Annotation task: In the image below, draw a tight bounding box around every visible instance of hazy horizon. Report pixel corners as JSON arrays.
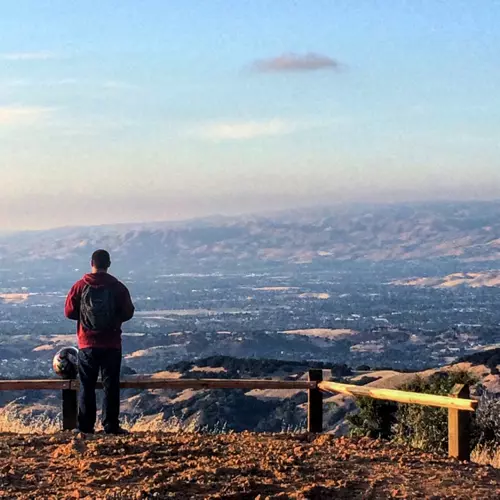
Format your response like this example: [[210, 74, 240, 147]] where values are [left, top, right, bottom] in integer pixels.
[[0, 197, 499, 235], [2, 1, 500, 230]]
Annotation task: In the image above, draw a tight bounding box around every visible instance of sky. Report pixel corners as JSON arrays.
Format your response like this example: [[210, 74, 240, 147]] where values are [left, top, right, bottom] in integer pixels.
[[1, 1, 500, 230]]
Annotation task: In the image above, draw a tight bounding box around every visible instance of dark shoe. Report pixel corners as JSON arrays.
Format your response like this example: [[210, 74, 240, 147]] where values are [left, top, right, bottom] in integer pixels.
[[104, 427, 129, 435], [72, 427, 94, 435]]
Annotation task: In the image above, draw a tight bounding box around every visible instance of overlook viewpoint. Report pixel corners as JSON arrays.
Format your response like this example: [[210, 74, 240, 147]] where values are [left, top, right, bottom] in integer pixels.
[[3, 0, 500, 498]]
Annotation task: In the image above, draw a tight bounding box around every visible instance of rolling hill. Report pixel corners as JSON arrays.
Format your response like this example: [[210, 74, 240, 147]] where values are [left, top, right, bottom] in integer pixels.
[[1, 201, 500, 273], [393, 271, 500, 288], [5, 350, 500, 437]]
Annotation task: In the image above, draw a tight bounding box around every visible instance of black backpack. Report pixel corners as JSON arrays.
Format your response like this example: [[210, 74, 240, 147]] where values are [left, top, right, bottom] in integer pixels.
[[80, 285, 117, 331]]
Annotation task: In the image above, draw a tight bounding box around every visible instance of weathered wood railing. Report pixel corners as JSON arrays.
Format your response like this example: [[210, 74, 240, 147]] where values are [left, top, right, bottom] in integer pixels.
[[0, 369, 477, 460]]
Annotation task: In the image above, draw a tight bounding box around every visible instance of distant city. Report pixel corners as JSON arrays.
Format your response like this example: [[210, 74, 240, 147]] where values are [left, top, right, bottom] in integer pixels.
[[1, 201, 500, 379]]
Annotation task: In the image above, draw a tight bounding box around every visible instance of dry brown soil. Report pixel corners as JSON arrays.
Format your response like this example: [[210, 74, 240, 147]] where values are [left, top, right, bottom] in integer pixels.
[[1, 432, 500, 499]]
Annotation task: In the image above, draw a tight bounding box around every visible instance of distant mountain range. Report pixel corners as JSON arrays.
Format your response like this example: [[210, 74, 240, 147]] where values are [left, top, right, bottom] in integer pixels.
[[1, 201, 500, 272]]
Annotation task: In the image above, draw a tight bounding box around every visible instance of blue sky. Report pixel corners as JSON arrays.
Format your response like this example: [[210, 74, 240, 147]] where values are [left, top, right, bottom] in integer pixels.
[[1, 1, 499, 229]]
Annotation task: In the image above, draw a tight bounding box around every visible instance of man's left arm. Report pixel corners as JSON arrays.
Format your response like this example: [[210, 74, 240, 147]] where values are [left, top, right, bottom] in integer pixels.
[[117, 283, 135, 322]]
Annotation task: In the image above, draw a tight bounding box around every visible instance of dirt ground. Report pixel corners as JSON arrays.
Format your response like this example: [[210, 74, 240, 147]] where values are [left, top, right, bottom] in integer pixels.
[[1, 432, 500, 499]]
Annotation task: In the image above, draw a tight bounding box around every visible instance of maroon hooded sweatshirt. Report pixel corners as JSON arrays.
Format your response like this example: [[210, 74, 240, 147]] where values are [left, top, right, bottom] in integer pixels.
[[65, 273, 135, 349]]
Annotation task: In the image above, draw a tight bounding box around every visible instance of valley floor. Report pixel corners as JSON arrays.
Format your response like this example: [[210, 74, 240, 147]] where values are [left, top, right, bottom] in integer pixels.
[[0, 432, 499, 499]]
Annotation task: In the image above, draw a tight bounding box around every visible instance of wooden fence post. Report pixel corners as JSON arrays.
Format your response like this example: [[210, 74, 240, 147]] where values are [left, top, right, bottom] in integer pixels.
[[62, 382, 78, 431], [448, 383, 471, 461], [308, 369, 323, 433]]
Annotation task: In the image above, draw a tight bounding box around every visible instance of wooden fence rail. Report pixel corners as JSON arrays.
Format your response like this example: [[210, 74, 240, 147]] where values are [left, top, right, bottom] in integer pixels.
[[0, 370, 477, 460], [317, 380, 477, 412]]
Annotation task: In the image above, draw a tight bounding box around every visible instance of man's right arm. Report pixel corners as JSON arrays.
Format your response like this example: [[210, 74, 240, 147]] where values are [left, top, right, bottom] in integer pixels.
[[65, 282, 81, 320]]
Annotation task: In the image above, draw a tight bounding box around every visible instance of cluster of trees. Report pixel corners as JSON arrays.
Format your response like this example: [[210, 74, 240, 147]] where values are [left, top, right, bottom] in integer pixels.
[[166, 355, 352, 379]]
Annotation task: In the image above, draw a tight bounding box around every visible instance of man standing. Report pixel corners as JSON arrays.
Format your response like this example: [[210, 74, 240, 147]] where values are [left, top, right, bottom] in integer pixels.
[[65, 249, 135, 434]]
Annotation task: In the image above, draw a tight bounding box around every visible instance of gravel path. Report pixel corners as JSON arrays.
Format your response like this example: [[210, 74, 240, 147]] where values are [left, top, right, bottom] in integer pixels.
[[1, 432, 500, 499]]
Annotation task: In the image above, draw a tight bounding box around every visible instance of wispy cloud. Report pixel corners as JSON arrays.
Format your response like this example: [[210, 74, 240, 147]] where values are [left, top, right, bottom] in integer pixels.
[[0, 106, 53, 126], [0, 51, 58, 61], [252, 52, 341, 73], [192, 119, 307, 141]]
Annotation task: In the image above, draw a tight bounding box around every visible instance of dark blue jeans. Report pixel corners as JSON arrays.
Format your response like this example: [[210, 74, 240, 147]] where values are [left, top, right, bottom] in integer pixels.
[[78, 348, 122, 433]]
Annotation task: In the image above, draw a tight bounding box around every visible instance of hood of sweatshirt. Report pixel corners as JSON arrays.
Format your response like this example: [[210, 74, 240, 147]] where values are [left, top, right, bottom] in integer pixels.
[[82, 272, 118, 288]]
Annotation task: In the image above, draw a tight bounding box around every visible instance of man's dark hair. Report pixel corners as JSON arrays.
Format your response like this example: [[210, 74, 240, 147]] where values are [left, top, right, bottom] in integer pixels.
[[91, 249, 111, 270]]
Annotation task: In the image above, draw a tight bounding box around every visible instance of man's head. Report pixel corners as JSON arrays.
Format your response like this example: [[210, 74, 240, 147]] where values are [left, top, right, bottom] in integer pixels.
[[91, 249, 111, 273]]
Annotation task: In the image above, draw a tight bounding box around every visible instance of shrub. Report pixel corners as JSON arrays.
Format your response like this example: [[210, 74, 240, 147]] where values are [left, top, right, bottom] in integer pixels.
[[393, 371, 478, 453], [348, 370, 478, 452], [474, 390, 500, 446], [346, 397, 397, 439]]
